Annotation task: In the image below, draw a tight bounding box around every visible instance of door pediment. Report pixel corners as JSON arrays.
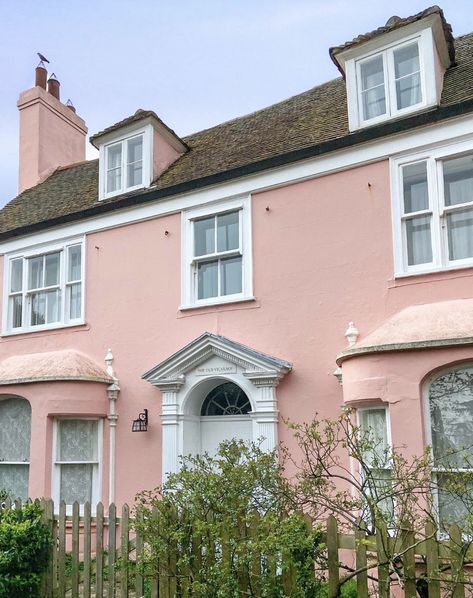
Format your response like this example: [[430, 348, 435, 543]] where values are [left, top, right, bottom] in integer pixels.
[[142, 332, 292, 388]]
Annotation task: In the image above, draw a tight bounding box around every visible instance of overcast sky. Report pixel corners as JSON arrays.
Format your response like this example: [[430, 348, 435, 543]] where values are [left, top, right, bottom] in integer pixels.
[[0, 0, 472, 206]]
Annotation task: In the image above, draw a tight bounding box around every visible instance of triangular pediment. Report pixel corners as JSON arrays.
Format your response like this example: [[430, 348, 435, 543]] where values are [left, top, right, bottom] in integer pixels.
[[142, 332, 292, 386]]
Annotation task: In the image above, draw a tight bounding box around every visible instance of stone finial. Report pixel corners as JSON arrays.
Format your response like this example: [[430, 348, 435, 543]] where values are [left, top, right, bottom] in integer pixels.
[[345, 322, 359, 347], [105, 348, 115, 378]]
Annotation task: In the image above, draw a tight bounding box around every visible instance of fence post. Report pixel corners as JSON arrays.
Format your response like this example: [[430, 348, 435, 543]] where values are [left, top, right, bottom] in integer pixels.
[[120, 503, 130, 598], [58, 501, 66, 598], [400, 522, 416, 598], [425, 520, 440, 598], [96, 502, 105, 598], [355, 518, 369, 598], [375, 519, 390, 598], [83, 502, 92, 598], [71, 501, 80, 598], [108, 502, 117, 597], [450, 523, 465, 598], [327, 515, 339, 598]]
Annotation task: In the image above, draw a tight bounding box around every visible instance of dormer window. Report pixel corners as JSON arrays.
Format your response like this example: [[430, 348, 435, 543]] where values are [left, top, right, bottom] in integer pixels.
[[91, 109, 188, 201], [357, 40, 423, 126], [330, 7, 454, 132], [105, 134, 144, 195]]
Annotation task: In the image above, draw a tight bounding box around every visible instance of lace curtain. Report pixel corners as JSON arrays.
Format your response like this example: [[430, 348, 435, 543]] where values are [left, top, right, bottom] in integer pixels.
[[0, 397, 31, 499], [58, 419, 98, 504]]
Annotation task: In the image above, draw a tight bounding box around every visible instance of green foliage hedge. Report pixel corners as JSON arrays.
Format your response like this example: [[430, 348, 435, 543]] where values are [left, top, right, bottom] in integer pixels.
[[0, 501, 52, 598]]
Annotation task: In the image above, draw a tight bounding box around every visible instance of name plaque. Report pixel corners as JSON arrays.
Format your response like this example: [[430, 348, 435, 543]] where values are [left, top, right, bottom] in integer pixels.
[[196, 364, 237, 376]]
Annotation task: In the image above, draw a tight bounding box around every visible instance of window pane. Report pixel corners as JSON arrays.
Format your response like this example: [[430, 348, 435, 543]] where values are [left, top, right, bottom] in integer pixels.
[[107, 144, 122, 170], [201, 382, 251, 416], [107, 168, 121, 193], [45, 252, 60, 286], [359, 409, 388, 467], [396, 72, 421, 110], [10, 259, 23, 293], [217, 211, 239, 252], [194, 217, 215, 256], [59, 420, 98, 462], [0, 465, 29, 500], [443, 155, 473, 207], [437, 473, 473, 526], [447, 209, 473, 261], [28, 256, 43, 290], [127, 137, 143, 164], [403, 162, 428, 213], [60, 464, 93, 504], [68, 245, 81, 282], [30, 292, 46, 325], [11, 296, 22, 329], [361, 55, 384, 89], [0, 398, 31, 462], [430, 368, 473, 468], [69, 283, 81, 320], [221, 256, 242, 296], [360, 56, 386, 120], [127, 161, 143, 187], [46, 289, 61, 323], [406, 216, 433, 265], [394, 43, 420, 78], [197, 260, 218, 299]]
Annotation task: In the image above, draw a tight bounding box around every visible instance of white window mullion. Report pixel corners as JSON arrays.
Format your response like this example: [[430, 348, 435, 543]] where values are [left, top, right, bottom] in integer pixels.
[[385, 49, 395, 119], [431, 158, 445, 269]]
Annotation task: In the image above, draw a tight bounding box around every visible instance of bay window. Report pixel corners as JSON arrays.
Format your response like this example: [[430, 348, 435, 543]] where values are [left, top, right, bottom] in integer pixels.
[[4, 238, 84, 334], [53, 419, 101, 507], [393, 150, 473, 275], [181, 196, 253, 308], [427, 366, 473, 525]]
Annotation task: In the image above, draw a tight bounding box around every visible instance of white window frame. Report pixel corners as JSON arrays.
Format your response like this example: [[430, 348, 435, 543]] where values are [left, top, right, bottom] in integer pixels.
[[357, 405, 393, 523], [98, 125, 153, 200], [2, 236, 85, 336], [51, 418, 103, 512], [180, 195, 253, 309], [345, 28, 438, 131], [391, 138, 473, 277]]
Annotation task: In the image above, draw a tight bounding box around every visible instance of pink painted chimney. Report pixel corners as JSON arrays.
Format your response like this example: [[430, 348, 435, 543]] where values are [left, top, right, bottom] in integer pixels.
[[17, 65, 88, 193]]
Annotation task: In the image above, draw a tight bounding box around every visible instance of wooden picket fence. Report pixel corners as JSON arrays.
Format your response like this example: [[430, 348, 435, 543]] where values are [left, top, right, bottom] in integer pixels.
[[2, 499, 473, 597]]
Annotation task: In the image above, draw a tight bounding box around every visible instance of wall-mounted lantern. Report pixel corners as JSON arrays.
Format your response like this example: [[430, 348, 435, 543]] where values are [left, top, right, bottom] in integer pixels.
[[132, 409, 148, 432]]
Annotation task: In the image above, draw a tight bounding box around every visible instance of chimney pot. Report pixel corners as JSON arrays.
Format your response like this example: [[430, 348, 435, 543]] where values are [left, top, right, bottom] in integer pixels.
[[47, 73, 60, 100], [35, 64, 47, 89], [66, 98, 76, 113]]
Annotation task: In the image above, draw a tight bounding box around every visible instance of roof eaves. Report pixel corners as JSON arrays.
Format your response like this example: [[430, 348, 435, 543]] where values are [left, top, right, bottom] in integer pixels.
[[2, 96, 473, 243]]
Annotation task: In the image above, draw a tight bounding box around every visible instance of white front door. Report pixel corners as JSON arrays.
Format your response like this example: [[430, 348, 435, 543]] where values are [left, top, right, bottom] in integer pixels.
[[200, 415, 253, 456]]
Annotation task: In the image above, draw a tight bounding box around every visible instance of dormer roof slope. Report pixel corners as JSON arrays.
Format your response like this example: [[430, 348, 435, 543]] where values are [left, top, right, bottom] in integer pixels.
[[329, 5, 455, 75], [1, 29, 473, 241]]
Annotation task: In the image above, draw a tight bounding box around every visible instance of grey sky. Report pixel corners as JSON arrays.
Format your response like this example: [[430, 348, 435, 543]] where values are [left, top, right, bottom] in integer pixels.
[[0, 1, 471, 206]]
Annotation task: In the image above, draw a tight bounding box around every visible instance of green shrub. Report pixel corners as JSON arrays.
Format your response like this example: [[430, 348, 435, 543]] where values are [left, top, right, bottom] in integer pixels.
[[0, 501, 52, 598], [134, 440, 328, 597]]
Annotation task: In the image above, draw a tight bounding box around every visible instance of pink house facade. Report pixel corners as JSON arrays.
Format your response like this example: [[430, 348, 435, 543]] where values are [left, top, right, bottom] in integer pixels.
[[1, 6, 473, 520]]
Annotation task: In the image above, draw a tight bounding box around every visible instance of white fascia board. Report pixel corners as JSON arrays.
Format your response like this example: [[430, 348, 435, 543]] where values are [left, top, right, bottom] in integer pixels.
[[2, 112, 473, 255]]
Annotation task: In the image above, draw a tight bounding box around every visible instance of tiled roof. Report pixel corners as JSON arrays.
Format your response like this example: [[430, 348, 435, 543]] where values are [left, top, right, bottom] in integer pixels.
[[329, 5, 455, 75], [1, 28, 473, 240]]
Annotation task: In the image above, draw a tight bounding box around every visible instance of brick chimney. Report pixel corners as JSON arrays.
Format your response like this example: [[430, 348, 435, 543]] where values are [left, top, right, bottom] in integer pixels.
[[17, 63, 88, 193]]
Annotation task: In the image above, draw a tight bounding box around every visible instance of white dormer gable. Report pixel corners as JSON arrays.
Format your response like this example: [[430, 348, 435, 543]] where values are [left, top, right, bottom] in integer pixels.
[[330, 7, 454, 132], [90, 110, 187, 200]]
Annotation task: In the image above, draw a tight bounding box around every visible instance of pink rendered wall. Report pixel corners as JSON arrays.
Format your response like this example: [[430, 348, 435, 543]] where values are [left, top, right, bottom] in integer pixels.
[[2, 158, 473, 506], [153, 129, 182, 179], [17, 87, 87, 192]]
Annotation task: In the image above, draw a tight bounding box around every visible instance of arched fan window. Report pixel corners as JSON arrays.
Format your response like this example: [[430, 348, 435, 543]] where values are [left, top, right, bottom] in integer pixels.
[[201, 383, 251, 416]]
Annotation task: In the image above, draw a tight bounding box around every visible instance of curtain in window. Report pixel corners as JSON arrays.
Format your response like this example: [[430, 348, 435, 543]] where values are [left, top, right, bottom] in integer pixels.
[[58, 420, 98, 504], [0, 397, 31, 499]]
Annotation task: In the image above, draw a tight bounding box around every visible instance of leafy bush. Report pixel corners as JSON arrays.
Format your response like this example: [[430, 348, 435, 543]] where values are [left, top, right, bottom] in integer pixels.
[[134, 440, 329, 597], [0, 501, 52, 598]]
